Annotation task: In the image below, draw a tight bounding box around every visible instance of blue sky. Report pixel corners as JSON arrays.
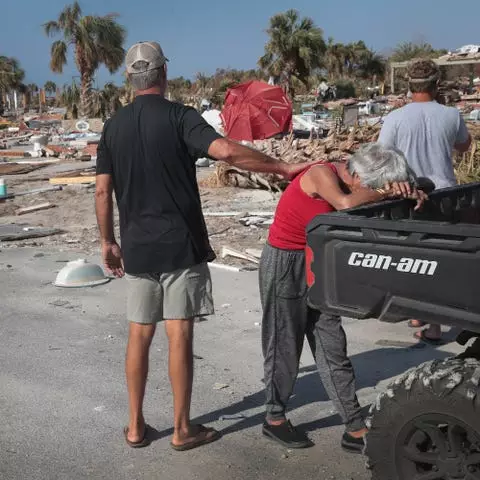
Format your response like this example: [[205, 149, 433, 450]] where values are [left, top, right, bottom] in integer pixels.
[[2, 0, 479, 88]]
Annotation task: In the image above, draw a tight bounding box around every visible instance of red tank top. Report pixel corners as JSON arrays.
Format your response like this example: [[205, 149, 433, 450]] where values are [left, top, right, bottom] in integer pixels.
[[268, 162, 337, 250]]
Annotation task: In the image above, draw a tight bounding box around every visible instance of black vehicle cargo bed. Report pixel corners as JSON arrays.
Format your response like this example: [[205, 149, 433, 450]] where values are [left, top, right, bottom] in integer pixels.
[[306, 183, 480, 333]]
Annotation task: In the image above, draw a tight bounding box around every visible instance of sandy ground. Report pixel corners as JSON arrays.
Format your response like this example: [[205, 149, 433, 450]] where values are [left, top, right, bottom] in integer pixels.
[[0, 162, 278, 267], [0, 247, 462, 480]]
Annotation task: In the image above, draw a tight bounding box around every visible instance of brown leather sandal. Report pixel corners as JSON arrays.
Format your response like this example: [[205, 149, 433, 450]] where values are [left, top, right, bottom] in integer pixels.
[[170, 425, 222, 451], [123, 425, 151, 448]]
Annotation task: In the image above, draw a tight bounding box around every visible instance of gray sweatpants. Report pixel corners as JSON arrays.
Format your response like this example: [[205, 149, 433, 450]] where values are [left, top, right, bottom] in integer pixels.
[[259, 243, 365, 432]]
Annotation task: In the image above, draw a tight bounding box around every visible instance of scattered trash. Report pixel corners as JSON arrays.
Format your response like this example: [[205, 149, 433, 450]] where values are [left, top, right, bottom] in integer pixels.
[[54, 259, 110, 288], [239, 216, 271, 227], [193, 354, 204, 360], [254, 322, 260, 327], [221, 303, 231, 308], [213, 383, 230, 390], [94, 405, 106, 412], [0, 178, 6, 197], [105, 335, 114, 340]]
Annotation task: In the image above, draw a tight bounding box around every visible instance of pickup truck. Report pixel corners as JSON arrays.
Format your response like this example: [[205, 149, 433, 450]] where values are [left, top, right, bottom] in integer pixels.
[[306, 183, 480, 480]]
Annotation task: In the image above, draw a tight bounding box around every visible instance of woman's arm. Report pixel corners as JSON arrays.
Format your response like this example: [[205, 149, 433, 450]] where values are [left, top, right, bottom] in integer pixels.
[[301, 165, 427, 211], [300, 165, 385, 210]]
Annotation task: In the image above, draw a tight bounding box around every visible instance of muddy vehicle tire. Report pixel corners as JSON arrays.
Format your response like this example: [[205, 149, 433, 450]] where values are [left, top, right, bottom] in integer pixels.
[[365, 357, 480, 480]]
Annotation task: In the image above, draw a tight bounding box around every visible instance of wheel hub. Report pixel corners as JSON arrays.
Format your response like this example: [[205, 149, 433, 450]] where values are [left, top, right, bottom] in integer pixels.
[[437, 455, 466, 478], [395, 414, 480, 480]]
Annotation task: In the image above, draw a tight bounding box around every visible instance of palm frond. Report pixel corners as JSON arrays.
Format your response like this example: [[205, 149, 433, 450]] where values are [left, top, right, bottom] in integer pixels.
[[50, 41, 68, 73], [43, 21, 61, 37]]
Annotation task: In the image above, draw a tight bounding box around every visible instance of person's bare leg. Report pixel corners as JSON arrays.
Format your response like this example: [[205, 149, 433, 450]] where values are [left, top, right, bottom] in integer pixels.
[[126, 322, 156, 442], [165, 319, 195, 445]]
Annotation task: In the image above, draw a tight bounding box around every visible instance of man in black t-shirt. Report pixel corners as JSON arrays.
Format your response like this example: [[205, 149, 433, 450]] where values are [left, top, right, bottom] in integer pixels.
[[96, 41, 304, 451]]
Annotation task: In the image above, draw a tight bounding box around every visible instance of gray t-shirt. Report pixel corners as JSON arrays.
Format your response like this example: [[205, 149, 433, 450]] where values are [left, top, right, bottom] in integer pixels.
[[379, 101, 470, 188]]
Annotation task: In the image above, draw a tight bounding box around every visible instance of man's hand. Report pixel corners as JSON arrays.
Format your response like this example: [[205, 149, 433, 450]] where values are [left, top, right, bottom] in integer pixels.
[[102, 241, 124, 278]]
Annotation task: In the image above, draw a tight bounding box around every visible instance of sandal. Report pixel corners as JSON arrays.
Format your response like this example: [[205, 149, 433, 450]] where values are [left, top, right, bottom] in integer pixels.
[[408, 319, 426, 328], [171, 425, 222, 451], [414, 329, 442, 345], [123, 424, 151, 448]]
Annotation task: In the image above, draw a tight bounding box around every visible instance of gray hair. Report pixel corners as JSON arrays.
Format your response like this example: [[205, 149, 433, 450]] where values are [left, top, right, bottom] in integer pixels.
[[129, 62, 164, 90], [347, 143, 417, 189]]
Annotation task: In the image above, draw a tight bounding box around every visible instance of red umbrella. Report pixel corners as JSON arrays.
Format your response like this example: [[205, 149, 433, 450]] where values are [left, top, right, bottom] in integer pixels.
[[221, 81, 292, 142]]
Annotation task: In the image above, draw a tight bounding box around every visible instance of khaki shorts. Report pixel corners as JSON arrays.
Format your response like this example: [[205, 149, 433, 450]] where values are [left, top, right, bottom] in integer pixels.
[[126, 263, 214, 324]]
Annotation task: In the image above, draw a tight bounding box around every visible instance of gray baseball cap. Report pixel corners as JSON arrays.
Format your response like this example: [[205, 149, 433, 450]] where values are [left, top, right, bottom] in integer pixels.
[[125, 41, 168, 74]]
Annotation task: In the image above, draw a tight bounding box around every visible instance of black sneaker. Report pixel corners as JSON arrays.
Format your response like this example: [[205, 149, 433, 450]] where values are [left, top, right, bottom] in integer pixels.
[[262, 420, 313, 449], [341, 431, 365, 454]]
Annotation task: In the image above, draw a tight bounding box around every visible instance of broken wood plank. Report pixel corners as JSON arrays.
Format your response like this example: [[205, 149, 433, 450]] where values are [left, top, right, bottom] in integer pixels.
[[203, 211, 274, 217], [245, 248, 262, 259], [16, 202, 56, 216], [221, 246, 259, 264], [49, 175, 96, 185], [208, 262, 242, 273]]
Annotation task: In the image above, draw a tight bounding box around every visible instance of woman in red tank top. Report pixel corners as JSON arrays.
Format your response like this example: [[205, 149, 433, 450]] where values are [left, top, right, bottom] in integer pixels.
[[259, 143, 426, 451]]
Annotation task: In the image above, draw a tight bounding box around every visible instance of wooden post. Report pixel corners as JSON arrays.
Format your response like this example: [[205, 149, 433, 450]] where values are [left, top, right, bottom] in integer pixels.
[[390, 65, 395, 94]]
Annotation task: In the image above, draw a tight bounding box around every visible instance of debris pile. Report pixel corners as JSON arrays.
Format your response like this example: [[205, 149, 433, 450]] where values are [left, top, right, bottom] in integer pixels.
[[202, 125, 381, 191], [454, 122, 480, 184]]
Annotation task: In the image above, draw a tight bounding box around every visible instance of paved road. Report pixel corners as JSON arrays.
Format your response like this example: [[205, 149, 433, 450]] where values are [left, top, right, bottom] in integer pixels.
[[0, 248, 461, 480]]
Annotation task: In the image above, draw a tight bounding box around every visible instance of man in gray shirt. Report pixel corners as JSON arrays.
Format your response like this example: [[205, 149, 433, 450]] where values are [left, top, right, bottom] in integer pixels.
[[379, 58, 472, 342], [379, 58, 471, 189]]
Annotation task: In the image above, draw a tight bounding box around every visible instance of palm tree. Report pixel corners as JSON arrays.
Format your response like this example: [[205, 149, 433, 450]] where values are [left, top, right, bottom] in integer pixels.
[[61, 80, 81, 119], [258, 9, 326, 98], [25, 83, 39, 110], [390, 42, 447, 63], [0, 56, 25, 111], [119, 75, 134, 106], [43, 1, 126, 117], [325, 38, 346, 81], [44, 81, 57, 97], [195, 72, 211, 93], [357, 51, 386, 84], [0, 56, 25, 93], [100, 82, 122, 117]]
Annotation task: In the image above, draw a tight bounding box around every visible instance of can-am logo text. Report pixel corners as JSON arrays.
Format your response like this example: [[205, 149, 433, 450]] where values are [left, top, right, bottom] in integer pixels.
[[348, 252, 438, 276]]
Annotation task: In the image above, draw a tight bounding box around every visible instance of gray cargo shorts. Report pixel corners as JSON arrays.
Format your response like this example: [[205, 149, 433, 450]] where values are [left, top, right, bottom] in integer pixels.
[[126, 263, 214, 323]]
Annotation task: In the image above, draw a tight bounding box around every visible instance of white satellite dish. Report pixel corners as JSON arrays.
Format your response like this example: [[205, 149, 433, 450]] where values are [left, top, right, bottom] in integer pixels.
[[75, 120, 90, 132]]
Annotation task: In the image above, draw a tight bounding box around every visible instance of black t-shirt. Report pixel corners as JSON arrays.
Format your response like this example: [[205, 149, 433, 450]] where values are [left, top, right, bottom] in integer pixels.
[[96, 95, 221, 274]]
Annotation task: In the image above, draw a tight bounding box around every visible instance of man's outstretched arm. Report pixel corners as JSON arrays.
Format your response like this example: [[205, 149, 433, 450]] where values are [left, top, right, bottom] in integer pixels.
[[208, 138, 306, 180]]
